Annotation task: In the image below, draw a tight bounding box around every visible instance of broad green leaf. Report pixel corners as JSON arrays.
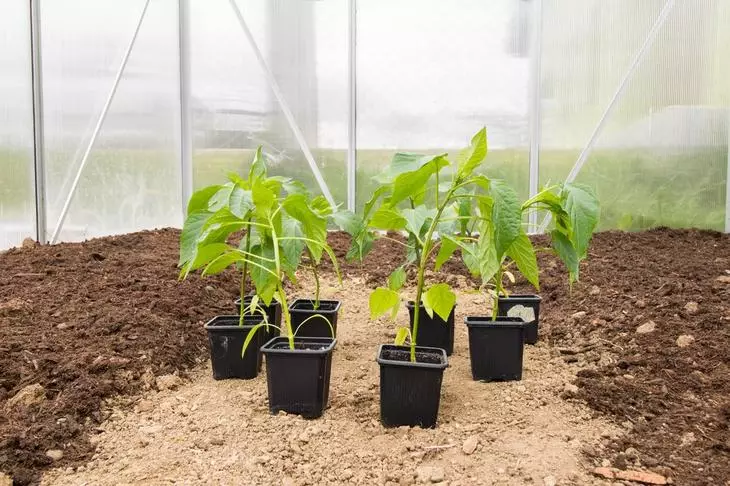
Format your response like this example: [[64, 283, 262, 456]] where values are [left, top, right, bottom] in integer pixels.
[[228, 186, 253, 219], [401, 206, 434, 237], [490, 180, 521, 258], [190, 242, 231, 271], [388, 266, 407, 291], [551, 229, 580, 284], [369, 207, 406, 231], [389, 155, 449, 206], [208, 183, 235, 212], [459, 241, 481, 277], [248, 146, 266, 180], [282, 178, 309, 196], [251, 178, 276, 220], [506, 231, 539, 290], [202, 251, 242, 276], [563, 183, 599, 258], [282, 193, 327, 261], [458, 198, 472, 235], [435, 236, 459, 271], [369, 287, 400, 320], [346, 230, 374, 262], [363, 185, 391, 219], [394, 327, 410, 346], [249, 241, 278, 304], [310, 195, 332, 216], [178, 210, 214, 269], [331, 210, 361, 235], [280, 215, 305, 273], [476, 223, 500, 284], [456, 127, 487, 178], [186, 185, 221, 215], [422, 283, 456, 321]]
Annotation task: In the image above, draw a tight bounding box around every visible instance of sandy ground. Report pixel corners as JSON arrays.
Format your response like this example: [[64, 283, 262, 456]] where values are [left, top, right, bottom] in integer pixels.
[[42, 276, 620, 486]]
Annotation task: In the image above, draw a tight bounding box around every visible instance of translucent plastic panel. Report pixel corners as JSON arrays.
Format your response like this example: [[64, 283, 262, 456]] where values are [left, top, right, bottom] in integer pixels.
[[0, 1, 36, 249], [41, 0, 182, 242], [540, 0, 730, 231], [190, 0, 348, 205], [356, 0, 533, 210]]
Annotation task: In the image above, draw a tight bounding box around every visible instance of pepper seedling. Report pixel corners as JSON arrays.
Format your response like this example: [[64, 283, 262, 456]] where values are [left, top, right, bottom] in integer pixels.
[[355, 128, 499, 362]]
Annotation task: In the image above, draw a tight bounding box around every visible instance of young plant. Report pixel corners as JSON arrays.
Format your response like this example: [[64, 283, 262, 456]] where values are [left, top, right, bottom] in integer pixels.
[[456, 181, 600, 314], [178, 147, 344, 350], [356, 128, 495, 362]]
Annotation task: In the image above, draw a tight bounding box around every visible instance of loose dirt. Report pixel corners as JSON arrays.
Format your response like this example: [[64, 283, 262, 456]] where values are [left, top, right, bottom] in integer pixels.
[[0, 228, 727, 485]]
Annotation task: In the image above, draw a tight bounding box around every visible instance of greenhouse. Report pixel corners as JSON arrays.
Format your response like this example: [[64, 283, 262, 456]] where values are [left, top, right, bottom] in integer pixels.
[[0, 1, 728, 485]]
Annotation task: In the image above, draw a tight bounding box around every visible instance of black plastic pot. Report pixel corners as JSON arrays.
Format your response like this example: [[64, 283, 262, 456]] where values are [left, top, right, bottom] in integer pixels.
[[235, 296, 281, 342], [465, 316, 525, 382], [377, 344, 448, 428], [289, 299, 341, 338], [406, 301, 455, 356], [204, 315, 265, 380], [261, 336, 336, 419], [497, 294, 542, 345]]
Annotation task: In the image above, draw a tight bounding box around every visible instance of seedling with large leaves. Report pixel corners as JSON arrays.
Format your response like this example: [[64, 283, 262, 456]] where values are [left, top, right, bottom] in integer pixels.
[[454, 180, 600, 314], [178, 147, 346, 351], [358, 128, 494, 362]]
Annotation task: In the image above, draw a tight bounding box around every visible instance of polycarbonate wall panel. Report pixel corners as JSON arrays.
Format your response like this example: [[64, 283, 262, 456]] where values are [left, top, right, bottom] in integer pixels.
[[41, 0, 181, 242], [356, 0, 533, 210], [0, 1, 36, 248], [540, 0, 730, 231], [190, 0, 348, 204]]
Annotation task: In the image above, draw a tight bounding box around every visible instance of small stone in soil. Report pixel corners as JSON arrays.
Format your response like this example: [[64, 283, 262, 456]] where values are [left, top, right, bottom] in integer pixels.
[[462, 435, 478, 455], [156, 374, 183, 391], [683, 301, 699, 314], [676, 334, 695, 348], [635, 321, 656, 334], [46, 449, 64, 461], [571, 311, 587, 320]]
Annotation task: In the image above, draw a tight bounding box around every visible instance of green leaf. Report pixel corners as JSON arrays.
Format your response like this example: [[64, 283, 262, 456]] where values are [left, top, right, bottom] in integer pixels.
[[458, 198, 472, 235], [435, 236, 459, 271], [477, 224, 500, 284], [394, 327, 410, 346], [460, 242, 482, 277], [369, 207, 406, 231], [490, 180, 521, 258], [190, 242, 231, 271], [363, 185, 391, 219], [249, 241, 278, 304], [249, 146, 267, 180], [551, 229, 580, 284], [202, 251, 242, 276], [241, 322, 271, 356], [401, 206, 434, 237], [563, 183, 599, 258], [388, 266, 407, 291], [228, 186, 253, 219], [389, 155, 449, 206], [280, 215, 305, 273], [331, 210, 360, 235], [310, 195, 332, 215], [186, 185, 221, 215], [251, 178, 276, 220], [506, 231, 539, 290], [456, 127, 487, 178], [282, 193, 327, 261], [422, 283, 456, 321], [178, 210, 214, 269], [346, 230, 374, 262], [208, 183, 235, 212], [369, 287, 400, 320]]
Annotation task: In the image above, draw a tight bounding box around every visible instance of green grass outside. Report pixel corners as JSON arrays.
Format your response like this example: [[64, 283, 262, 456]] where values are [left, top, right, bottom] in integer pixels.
[[1, 146, 727, 232]]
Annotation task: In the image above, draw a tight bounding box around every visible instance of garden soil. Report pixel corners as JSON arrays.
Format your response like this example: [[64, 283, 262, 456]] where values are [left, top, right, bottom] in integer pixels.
[[0, 228, 727, 485]]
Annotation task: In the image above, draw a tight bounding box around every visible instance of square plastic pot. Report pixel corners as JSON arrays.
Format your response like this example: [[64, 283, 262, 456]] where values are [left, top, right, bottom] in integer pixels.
[[289, 299, 341, 338], [377, 344, 448, 428], [465, 316, 525, 382], [406, 302, 455, 356], [204, 315, 265, 380], [497, 294, 541, 344], [261, 336, 336, 419], [235, 295, 282, 342]]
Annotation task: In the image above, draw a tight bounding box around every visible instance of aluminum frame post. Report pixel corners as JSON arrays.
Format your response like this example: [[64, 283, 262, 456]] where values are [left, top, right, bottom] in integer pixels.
[[228, 0, 336, 208], [538, 0, 676, 233], [346, 0, 357, 212], [178, 0, 193, 219], [50, 0, 151, 244], [527, 0, 543, 234], [726, 108, 730, 233], [30, 0, 47, 243]]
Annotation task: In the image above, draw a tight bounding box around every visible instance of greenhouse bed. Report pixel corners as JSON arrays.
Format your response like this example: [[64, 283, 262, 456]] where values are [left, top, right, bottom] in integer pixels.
[[0, 229, 728, 485]]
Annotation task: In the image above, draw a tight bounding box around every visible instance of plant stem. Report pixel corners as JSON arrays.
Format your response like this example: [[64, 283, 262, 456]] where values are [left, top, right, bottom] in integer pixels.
[[270, 219, 294, 350], [492, 267, 503, 321], [312, 261, 320, 310], [240, 217, 252, 327], [411, 185, 458, 362]]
